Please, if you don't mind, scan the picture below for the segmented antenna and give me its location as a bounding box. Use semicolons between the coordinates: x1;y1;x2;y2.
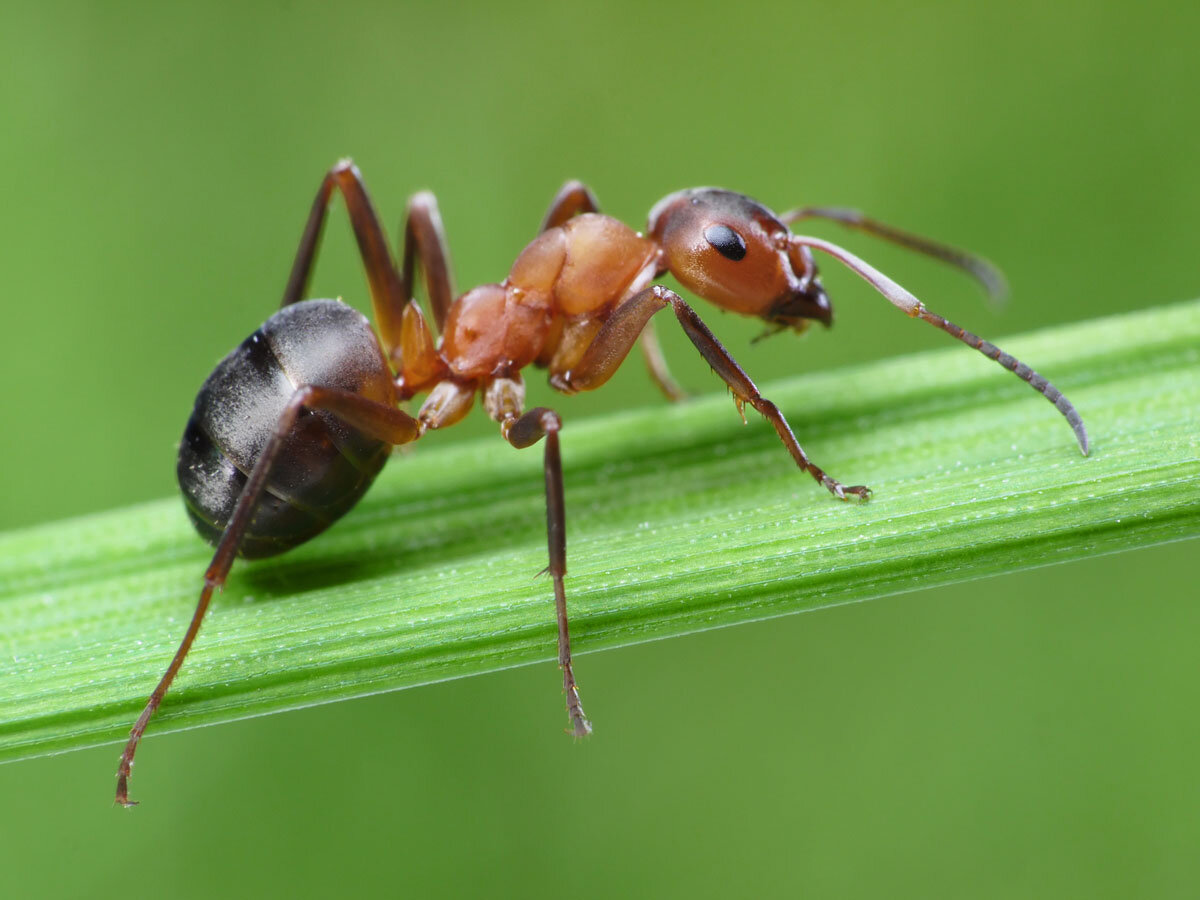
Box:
791;234;1089;456
782;206;1008;302
914;307;1089;455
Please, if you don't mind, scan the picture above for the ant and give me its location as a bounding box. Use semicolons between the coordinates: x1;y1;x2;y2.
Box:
115;161;1089;806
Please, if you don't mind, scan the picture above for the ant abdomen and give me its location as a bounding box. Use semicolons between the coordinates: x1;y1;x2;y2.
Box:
177;299;394;559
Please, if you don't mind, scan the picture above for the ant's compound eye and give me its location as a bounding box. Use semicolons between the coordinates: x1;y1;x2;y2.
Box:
703;224;747;261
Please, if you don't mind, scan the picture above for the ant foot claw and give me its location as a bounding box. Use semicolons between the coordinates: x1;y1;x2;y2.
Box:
827;481;871;501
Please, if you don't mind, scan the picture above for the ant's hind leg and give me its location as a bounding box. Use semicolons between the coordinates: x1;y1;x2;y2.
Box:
554;286;870;501
115;387;421;808
485;376;592;737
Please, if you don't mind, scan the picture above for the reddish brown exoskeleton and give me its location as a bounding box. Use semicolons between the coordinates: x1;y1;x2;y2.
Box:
115;162;1088;805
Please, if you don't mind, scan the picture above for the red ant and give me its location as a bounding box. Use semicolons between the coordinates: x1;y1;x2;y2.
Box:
115;161;1089;805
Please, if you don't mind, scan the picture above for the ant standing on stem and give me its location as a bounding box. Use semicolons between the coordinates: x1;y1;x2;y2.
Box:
115;161;1088;806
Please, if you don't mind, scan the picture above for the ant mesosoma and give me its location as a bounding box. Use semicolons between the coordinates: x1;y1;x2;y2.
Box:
115;161;1089;805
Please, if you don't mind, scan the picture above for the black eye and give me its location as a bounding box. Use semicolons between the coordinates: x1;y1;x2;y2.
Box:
703;224;747;261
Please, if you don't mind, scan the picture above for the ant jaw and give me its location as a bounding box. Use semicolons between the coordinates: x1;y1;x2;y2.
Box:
765;283;834;330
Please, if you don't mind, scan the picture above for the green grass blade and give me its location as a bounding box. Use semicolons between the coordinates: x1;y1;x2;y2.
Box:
2;300;1198;764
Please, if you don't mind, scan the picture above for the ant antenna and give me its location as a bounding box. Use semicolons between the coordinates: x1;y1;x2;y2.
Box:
782;207;1008;302
790;234;1088;456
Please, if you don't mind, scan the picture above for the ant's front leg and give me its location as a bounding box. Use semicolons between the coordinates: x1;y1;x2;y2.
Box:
484;375;591;737
553;286;870;501
539;181;687;402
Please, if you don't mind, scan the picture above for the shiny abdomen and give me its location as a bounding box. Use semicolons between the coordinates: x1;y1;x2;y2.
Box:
177;299;396;559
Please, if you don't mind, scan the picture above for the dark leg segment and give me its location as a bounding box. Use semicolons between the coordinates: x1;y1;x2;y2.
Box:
781;206;1008;300
281;161;459;357
557;286;869;500
281;161;407;353
115;387;420;807
399;191;457;332
667;295;870;500
495;395;591;737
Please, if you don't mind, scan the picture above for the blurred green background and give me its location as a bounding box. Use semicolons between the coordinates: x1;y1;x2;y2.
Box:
1;1;1197;897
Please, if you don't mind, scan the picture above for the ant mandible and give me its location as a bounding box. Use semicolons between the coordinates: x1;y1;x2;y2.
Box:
115;161;1089;806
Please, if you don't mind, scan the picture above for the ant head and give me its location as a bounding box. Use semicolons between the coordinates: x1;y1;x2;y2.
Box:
647;188;832;330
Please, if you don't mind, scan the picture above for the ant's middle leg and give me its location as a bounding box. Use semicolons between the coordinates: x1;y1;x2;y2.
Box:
281;161;458;356
281;160;406;350
638;319;689;402
552;286;870;501
539;180;600;232
484;375;592;737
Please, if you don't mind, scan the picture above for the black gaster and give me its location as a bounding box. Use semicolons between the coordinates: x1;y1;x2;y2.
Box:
177;299;395;559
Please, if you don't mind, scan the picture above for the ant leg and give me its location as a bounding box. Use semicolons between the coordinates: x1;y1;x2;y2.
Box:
280;162;458;356
538;182;687;401
539;179;600;231
639;319;689;402
115;387;421;807
281;160;407;353
485;376;592;737
553;286;870;501
399;191;456;333
780;206;1008;300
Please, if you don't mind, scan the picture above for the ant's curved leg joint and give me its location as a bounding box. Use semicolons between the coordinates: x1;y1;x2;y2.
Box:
539;180;600;232
282;161;459;359
540;182;687;402
282;161;406;353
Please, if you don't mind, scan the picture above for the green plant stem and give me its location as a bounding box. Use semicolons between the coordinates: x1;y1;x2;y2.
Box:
2;301;1198;764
